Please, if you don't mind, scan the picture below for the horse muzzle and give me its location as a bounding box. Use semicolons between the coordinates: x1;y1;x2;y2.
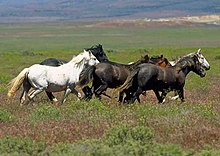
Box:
199;71;206;77
204;66;210;71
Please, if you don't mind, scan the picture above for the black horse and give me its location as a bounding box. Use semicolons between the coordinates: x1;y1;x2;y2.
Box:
119;52;210;103
39;44;108;102
77;55;171;102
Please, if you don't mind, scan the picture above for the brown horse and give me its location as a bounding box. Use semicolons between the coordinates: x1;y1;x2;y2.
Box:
77;55;171;102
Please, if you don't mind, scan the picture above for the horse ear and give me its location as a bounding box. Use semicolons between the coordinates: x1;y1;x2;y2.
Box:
90;50;93;55
197;48;201;54
160;55;163;58
88;50;92;56
144;55;149;61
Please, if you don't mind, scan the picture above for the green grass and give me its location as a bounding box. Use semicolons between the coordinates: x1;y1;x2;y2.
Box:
28;104;62;122
0;107;16;122
0;22;220;53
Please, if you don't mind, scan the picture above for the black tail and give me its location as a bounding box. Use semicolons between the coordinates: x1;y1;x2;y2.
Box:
77;66;96;88
117;67;140;93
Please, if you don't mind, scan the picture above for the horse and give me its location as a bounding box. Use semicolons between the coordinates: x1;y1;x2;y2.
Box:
77;55;171;102
167;48;210;101
118;49;210;103
39;44;108;102
7;50;99;105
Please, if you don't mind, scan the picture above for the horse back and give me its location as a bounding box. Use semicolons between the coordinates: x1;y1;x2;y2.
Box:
137;64;180;89
95;62;129;87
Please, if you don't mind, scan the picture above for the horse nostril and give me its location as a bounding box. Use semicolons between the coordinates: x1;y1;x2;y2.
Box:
205;66;210;70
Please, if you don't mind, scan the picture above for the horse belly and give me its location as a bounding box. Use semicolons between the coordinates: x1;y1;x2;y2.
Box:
46;83;67;92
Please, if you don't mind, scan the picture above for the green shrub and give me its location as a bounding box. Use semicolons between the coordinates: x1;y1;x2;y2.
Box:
197;145;220;156
0;108;16;122
29;104;61;122
153;143;193;156
0;136;46;155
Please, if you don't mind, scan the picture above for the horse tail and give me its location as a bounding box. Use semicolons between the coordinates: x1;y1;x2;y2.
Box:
7;68;29;98
77;65;96;88
117;68;139;93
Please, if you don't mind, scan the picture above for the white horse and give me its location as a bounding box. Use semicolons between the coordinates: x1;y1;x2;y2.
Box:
7;50;99;105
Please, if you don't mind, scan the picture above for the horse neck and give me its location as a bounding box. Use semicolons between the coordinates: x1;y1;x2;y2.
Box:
67;53;85;65
118;59;145;70
175;58;194;76
66;54;88;71
179;66;191;77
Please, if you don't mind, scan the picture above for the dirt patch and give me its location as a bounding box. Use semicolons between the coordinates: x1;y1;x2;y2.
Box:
89;15;220;28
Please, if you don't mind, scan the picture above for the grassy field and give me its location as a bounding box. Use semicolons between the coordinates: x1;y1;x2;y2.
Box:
0;21;220;155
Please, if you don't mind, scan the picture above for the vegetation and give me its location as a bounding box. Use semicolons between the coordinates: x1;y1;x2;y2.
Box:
0;22;220;155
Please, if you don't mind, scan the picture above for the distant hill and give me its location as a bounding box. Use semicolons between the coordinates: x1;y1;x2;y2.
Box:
0;0;219;22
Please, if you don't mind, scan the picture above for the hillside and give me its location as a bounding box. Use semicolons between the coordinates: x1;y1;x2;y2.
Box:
0;0;219;22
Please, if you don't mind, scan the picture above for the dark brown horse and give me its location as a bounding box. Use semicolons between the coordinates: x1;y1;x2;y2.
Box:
77;55;171;102
118;51;210;103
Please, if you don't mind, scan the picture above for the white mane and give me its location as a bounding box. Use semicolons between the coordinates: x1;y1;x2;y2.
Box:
67;50;89;65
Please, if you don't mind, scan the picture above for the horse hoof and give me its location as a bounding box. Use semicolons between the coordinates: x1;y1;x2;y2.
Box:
52;100;60;106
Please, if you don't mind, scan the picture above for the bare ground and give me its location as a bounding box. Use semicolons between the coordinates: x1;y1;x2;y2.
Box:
0;81;220;151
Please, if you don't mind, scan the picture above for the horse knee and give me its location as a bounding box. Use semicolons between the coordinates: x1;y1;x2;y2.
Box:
82;86;93;100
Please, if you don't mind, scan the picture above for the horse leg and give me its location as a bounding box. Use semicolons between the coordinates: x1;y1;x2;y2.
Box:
160;90;168;103
94;84;107;98
129;87;143;103
82;86;93;100
137;96;141;103
20;79;31;106
177;88;185;102
153;90;163;103
118;91;124;103
169;90;179;100
28;88;44;103
153;90;167;103
46;91;58;103
71;88;82;100
61;88;71;104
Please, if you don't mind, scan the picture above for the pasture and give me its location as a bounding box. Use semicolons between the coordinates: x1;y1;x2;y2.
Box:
0;21;220;155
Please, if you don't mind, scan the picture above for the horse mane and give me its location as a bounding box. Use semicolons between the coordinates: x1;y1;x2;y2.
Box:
104;54;149;69
174;55;196;70
85;44;103;52
174;52;196;63
67;50;88;66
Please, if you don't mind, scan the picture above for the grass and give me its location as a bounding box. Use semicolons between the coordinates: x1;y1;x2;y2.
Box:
0;21;220;154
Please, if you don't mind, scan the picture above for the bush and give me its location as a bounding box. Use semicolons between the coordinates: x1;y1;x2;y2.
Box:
104;124;154;146
197;146;220;156
28;104;61;122
0;136;46;155
0;108;16;122
153;143;193;156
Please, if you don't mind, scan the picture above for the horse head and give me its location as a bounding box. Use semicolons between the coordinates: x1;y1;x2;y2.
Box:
140;54;150;63
191;54;206;77
149;55;171;67
85;50;100;66
85;44;108;62
195;49;210;70
175;55;206;77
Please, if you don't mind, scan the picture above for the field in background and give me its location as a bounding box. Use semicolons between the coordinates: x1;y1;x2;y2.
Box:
0;22;220;155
